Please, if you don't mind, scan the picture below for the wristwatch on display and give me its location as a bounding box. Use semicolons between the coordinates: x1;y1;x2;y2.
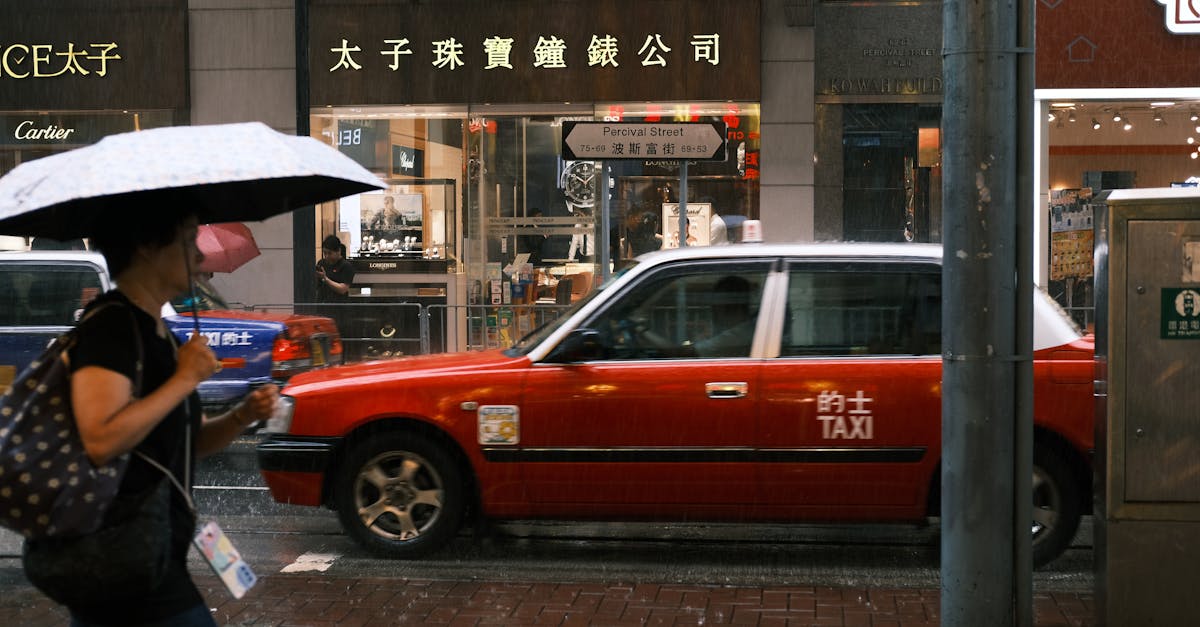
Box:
560;160;596;213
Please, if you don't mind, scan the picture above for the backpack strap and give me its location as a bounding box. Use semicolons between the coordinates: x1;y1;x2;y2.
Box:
73;300;143;397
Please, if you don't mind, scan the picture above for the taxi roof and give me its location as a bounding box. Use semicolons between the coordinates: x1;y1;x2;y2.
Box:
634;241;943;266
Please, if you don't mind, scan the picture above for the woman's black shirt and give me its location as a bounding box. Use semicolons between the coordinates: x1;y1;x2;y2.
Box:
61;290;204;623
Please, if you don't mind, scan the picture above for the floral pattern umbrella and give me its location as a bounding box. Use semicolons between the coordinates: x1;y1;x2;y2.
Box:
0;122;383;238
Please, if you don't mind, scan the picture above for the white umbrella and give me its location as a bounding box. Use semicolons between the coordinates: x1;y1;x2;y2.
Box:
0;121;384;239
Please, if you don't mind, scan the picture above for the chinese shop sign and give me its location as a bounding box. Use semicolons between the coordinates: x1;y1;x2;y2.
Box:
309;0;759;105
0;0;187;110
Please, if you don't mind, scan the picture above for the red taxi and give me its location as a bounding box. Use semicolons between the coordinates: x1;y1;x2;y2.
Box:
257;243;1094;566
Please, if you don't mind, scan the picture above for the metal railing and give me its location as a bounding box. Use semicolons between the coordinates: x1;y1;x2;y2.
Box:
243;301;574;358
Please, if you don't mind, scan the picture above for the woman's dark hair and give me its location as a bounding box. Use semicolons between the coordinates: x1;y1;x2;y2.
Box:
90;209;193;277
321;235;346;257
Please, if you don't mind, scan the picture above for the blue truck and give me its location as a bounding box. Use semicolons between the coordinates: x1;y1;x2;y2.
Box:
0;250;343;414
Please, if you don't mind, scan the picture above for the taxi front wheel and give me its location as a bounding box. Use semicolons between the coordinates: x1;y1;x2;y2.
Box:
1031;447;1083;568
334;432;467;559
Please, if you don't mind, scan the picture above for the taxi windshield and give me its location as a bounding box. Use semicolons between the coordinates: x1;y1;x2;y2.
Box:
506;263;636;356
171;275;231;312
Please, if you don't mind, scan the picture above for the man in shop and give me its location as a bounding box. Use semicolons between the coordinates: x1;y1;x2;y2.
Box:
316;234;355;302
370;195;404;230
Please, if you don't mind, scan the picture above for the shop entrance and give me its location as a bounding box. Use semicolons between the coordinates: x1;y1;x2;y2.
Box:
841;104;942;243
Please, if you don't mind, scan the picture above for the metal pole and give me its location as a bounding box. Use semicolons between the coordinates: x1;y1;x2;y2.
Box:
1014;0;1036;624
600;163;612;281
942;0;1021;624
678;161;689;247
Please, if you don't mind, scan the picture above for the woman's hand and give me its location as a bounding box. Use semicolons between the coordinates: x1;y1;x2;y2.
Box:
234;384;279;427
176;333;219;386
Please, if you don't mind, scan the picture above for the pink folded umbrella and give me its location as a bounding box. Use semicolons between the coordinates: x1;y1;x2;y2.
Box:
196;222;260;273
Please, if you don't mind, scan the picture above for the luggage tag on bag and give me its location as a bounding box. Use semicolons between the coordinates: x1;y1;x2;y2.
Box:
193;521;257;599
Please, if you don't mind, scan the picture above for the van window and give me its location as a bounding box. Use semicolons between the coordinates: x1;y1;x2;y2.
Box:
0;263;104;326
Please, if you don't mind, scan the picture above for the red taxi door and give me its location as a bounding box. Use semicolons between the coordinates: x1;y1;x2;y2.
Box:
518;260;774;511
756;260;943;520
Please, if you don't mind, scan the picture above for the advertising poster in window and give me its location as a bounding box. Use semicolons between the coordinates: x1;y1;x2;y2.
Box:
661;202;712;248
1049;188;1094;281
359;193;423;254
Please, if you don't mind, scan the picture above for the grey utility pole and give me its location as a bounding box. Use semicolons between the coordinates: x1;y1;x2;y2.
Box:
941;0;1035;625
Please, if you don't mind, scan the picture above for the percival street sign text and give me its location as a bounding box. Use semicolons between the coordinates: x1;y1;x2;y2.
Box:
561;122;726;161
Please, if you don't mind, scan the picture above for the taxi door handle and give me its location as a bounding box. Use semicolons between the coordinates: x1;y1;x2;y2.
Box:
706;382;748;399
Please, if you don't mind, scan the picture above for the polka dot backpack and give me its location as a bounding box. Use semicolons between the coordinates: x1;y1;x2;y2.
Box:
0;303;142;538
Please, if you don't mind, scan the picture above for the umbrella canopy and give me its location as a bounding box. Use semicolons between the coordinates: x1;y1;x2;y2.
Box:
0;122;383;239
195;222;261;273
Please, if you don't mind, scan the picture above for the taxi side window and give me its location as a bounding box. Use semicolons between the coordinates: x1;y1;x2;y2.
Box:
0;264;104;326
781;269;941;357
585;265;770;360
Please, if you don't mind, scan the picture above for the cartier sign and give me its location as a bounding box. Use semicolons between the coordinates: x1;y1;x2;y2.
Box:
13;120;75;141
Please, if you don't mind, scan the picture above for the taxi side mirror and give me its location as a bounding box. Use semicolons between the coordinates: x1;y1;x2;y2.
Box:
546;328;604;363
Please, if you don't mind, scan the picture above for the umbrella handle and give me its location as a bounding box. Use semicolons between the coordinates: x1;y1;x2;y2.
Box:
183;240;200;335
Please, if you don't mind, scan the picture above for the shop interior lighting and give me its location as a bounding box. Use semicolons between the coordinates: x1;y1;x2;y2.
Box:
1112;111;1123;122
1092;118;1102;130
1123;120;1133;131
1047;112;1056;122
1188;137;1195;145
1067;111;1077;123
1192;151;1199;160
1153;110;1166;125
1191;110;1199;122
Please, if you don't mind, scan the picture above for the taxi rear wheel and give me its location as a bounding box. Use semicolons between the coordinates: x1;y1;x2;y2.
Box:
334;432;466;559
1031;447;1082;568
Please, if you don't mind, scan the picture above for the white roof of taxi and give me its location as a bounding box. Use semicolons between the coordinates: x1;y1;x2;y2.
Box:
634;241;943;266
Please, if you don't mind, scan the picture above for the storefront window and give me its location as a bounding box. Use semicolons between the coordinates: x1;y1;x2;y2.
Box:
312;102;760;292
1041;99;1200;330
310;101;760;353
598;103;761;268
310;107;465;267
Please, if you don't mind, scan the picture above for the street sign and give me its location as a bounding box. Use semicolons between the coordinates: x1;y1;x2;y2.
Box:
561;122;726;161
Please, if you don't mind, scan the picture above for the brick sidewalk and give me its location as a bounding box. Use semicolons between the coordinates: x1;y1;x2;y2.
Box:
1;574;1095;626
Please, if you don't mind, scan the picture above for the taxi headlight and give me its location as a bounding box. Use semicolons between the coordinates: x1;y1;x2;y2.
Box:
261;395;295;434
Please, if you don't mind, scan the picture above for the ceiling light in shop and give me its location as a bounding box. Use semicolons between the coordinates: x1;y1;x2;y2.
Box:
1192;111;1199;122
1092;118;1102;130
1154;111;1166;125
1123;121;1133;131
1112;111;1122;122
1047;112;1056;122
1068;111;1077;123
1189;137;1195;145
1192;151;1199;160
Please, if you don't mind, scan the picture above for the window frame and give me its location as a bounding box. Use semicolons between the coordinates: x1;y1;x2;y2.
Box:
778;258;941;359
